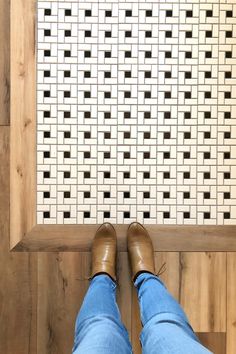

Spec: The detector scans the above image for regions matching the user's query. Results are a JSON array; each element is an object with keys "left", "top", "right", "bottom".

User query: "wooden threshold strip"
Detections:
[{"left": 12, "top": 225, "right": 236, "bottom": 252}]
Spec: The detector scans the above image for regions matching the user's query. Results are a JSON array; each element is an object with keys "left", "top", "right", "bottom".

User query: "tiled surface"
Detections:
[{"left": 37, "top": 0, "right": 236, "bottom": 225}]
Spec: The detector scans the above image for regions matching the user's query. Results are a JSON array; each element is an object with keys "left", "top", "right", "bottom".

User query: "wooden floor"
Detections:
[{"left": 1, "top": 1, "right": 236, "bottom": 353}]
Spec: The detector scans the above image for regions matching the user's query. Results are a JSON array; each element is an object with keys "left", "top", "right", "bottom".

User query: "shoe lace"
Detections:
[{"left": 156, "top": 262, "right": 167, "bottom": 277}]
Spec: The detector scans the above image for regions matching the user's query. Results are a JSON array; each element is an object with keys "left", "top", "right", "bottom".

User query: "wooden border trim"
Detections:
[
  {"left": 10, "top": 0, "right": 236, "bottom": 252},
  {"left": 12, "top": 225, "right": 236, "bottom": 252},
  {"left": 0, "top": 0, "right": 10, "bottom": 125},
  {"left": 10, "top": 0, "right": 36, "bottom": 249}
]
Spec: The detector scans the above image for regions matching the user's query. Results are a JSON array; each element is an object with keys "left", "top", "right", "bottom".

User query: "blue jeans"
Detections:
[{"left": 72, "top": 273, "right": 212, "bottom": 354}]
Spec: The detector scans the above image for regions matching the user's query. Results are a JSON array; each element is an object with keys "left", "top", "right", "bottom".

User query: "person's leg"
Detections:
[
  {"left": 72, "top": 223, "right": 132, "bottom": 354},
  {"left": 72, "top": 274, "right": 132, "bottom": 354},
  {"left": 135, "top": 272, "right": 212, "bottom": 354},
  {"left": 127, "top": 222, "right": 211, "bottom": 354}
]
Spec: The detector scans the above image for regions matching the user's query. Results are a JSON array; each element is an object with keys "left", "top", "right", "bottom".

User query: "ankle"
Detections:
[
  {"left": 92, "top": 272, "right": 117, "bottom": 284},
  {"left": 133, "top": 270, "right": 155, "bottom": 283}
]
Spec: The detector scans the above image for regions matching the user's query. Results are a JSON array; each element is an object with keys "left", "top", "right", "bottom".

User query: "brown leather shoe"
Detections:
[
  {"left": 127, "top": 222, "right": 155, "bottom": 281},
  {"left": 91, "top": 223, "right": 117, "bottom": 281}
]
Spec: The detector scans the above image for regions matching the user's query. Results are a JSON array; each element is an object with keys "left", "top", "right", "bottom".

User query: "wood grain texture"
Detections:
[
  {"left": 0, "top": 0, "right": 10, "bottom": 125},
  {"left": 226, "top": 253, "right": 236, "bottom": 354},
  {"left": 10, "top": 0, "right": 36, "bottom": 248},
  {"left": 37, "top": 253, "right": 91, "bottom": 354},
  {"left": 0, "top": 127, "right": 37, "bottom": 354},
  {"left": 198, "top": 333, "right": 226, "bottom": 354},
  {"left": 12, "top": 224, "right": 236, "bottom": 252},
  {"left": 155, "top": 252, "right": 180, "bottom": 301},
  {"left": 180, "top": 252, "right": 226, "bottom": 333}
]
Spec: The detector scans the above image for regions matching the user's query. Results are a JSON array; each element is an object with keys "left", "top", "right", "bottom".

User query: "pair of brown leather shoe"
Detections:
[{"left": 91, "top": 222, "right": 155, "bottom": 282}]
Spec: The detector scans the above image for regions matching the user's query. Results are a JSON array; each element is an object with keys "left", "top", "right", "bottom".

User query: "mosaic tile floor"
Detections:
[{"left": 37, "top": 0, "right": 236, "bottom": 225}]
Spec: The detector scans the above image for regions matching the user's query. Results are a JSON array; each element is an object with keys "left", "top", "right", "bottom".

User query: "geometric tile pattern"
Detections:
[{"left": 37, "top": 0, "right": 236, "bottom": 225}]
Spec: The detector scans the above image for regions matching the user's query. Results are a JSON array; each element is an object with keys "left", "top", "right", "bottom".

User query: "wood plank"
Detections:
[
  {"left": 0, "top": 0, "right": 10, "bottom": 125},
  {"left": 0, "top": 127, "right": 37, "bottom": 354},
  {"left": 10, "top": 0, "right": 36, "bottom": 248},
  {"left": 37, "top": 253, "right": 90, "bottom": 354},
  {"left": 180, "top": 252, "right": 226, "bottom": 332},
  {"left": 117, "top": 252, "right": 132, "bottom": 334},
  {"left": 13, "top": 224, "right": 236, "bottom": 252},
  {"left": 155, "top": 252, "right": 180, "bottom": 301},
  {"left": 226, "top": 253, "right": 236, "bottom": 354},
  {"left": 197, "top": 333, "right": 226, "bottom": 354}
]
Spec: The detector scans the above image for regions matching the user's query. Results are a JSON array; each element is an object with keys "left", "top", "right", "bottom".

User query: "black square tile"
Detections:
[
  {"left": 206, "top": 51, "right": 212, "bottom": 59},
  {"left": 44, "top": 151, "right": 50, "bottom": 158},
  {"left": 143, "top": 192, "right": 150, "bottom": 198},
  {"left": 126, "top": 10, "right": 132, "bottom": 17},
  {"left": 224, "top": 132, "right": 231, "bottom": 139},
  {"left": 44, "top": 211, "right": 50, "bottom": 218},
  {"left": 44, "top": 29, "right": 51, "bottom": 37},
  {"left": 64, "top": 70, "right": 71, "bottom": 78},
  {"left": 65, "top": 9, "right": 72, "bottom": 16},
  {"left": 225, "top": 51, "right": 232, "bottom": 58},
  {"left": 145, "top": 71, "right": 152, "bottom": 78},
  {"left": 166, "top": 10, "right": 173, "bottom": 17},
  {"left": 64, "top": 212, "right": 70, "bottom": 218},
  {"left": 64, "top": 171, "right": 70, "bottom": 179},
  {"left": 124, "top": 211, "right": 130, "bottom": 218},
  {"left": 104, "top": 211, "right": 110, "bottom": 218},
  {"left": 65, "top": 30, "right": 71, "bottom": 37},
  {"left": 226, "top": 31, "right": 233, "bottom": 38},
  {"left": 186, "top": 10, "right": 193, "bottom": 17},
  {"left": 44, "top": 192, "right": 50, "bottom": 198},
  {"left": 104, "top": 71, "right": 111, "bottom": 78},
  {"left": 165, "top": 51, "right": 172, "bottom": 58},
  {"left": 45, "top": 9, "right": 51, "bottom": 16},
  {"left": 44, "top": 50, "right": 51, "bottom": 57},
  {"left": 105, "top": 10, "right": 112, "bottom": 17},
  {"left": 44, "top": 131, "right": 50, "bottom": 138},
  {"left": 64, "top": 191, "right": 71, "bottom": 198},
  {"left": 146, "top": 10, "right": 152, "bottom": 17},
  {"left": 84, "top": 71, "right": 91, "bottom": 79},
  {"left": 44, "top": 171, "right": 50, "bottom": 178},
  {"left": 185, "top": 71, "right": 192, "bottom": 79},
  {"left": 64, "top": 151, "right": 71, "bottom": 159},
  {"left": 163, "top": 212, "right": 170, "bottom": 218},
  {"left": 64, "top": 111, "right": 71, "bottom": 118},
  {"left": 206, "top": 10, "right": 213, "bottom": 17},
  {"left": 64, "top": 50, "right": 71, "bottom": 57},
  {"left": 224, "top": 172, "right": 230, "bottom": 179},
  {"left": 124, "top": 192, "right": 130, "bottom": 198},
  {"left": 224, "top": 192, "right": 230, "bottom": 199},
  {"left": 185, "top": 51, "right": 192, "bottom": 59}
]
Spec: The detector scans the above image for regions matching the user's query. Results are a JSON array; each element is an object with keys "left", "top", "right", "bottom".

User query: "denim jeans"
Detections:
[{"left": 72, "top": 273, "right": 212, "bottom": 354}]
